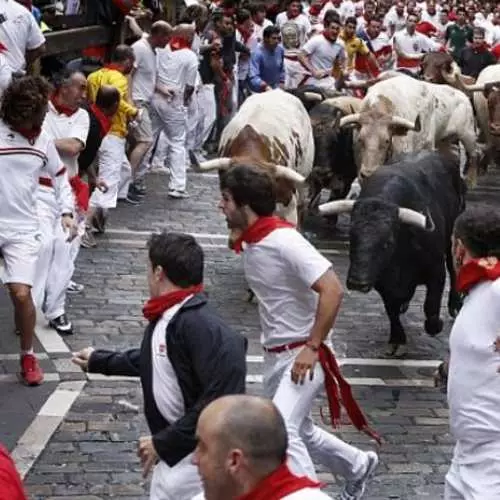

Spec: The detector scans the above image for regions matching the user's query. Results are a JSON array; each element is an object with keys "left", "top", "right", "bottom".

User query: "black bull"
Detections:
[{"left": 319, "top": 151, "right": 466, "bottom": 356}]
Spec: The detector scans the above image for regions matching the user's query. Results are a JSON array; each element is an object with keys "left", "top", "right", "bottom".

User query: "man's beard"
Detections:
[{"left": 227, "top": 209, "right": 249, "bottom": 230}]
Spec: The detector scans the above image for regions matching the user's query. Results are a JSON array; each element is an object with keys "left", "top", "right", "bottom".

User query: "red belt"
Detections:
[
  {"left": 264, "top": 340, "right": 307, "bottom": 353},
  {"left": 264, "top": 340, "right": 381, "bottom": 445}
]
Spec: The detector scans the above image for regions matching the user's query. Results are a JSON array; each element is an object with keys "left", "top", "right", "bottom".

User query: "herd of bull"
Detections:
[{"left": 190, "top": 53, "right": 498, "bottom": 356}]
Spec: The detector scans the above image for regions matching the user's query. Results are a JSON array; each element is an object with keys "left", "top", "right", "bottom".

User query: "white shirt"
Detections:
[
  {"left": 302, "top": 34, "right": 345, "bottom": 87},
  {"left": 131, "top": 36, "right": 157, "bottom": 103},
  {"left": 43, "top": 102, "right": 90, "bottom": 178},
  {"left": 156, "top": 46, "right": 199, "bottom": 93},
  {"left": 276, "top": 12, "right": 312, "bottom": 47},
  {"left": 448, "top": 277, "right": 500, "bottom": 464},
  {"left": 319, "top": 1, "right": 355, "bottom": 23},
  {"left": 393, "top": 29, "right": 435, "bottom": 73},
  {"left": 236, "top": 29, "right": 259, "bottom": 81},
  {"left": 0, "top": 51, "right": 11, "bottom": 96},
  {"left": 0, "top": 120, "right": 69, "bottom": 231},
  {"left": 151, "top": 298, "right": 191, "bottom": 424},
  {"left": 252, "top": 18, "right": 273, "bottom": 44},
  {"left": 243, "top": 228, "right": 332, "bottom": 348},
  {"left": 0, "top": 0, "right": 45, "bottom": 72}
]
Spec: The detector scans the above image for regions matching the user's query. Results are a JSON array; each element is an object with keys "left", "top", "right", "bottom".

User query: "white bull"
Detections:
[
  {"left": 339, "top": 74, "right": 478, "bottom": 188},
  {"left": 192, "top": 89, "right": 314, "bottom": 225}
]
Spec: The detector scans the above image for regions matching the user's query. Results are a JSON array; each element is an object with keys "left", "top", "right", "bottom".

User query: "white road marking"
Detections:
[
  {"left": 35, "top": 317, "right": 71, "bottom": 354},
  {"left": 11, "top": 381, "right": 85, "bottom": 479},
  {"left": 0, "top": 353, "right": 49, "bottom": 361},
  {"left": 246, "top": 355, "right": 441, "bottom": 368},
  {"left": 0, "top": 373, "right": 60, "bottom": 383}
]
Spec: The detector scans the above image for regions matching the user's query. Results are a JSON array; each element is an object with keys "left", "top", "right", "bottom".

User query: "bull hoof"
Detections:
[
  {"left": 424, "top": 317, "right": 443, "bottom": 336},
  {"left": 400, "top": 301, "right": 410, "bottom": 314},
  {"left": 385, "top": 344, "right": 408, "bottom": 358}
]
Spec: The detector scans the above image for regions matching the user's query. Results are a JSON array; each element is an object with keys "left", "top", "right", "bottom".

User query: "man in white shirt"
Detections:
[
  {"left": 128, "top": 20, "right": 172, "bottom": 199},
  {"left": 298, "top": 12, "right": 346, "bottom": 89},
  {"left": 319, "top": 0, "right": 356, "bottom": 25},
  {"left": 393, "top": 13, "right": 437, "bottom": 74},
  {"left": 0, "top": 76, "right": 75, "bottom": 386},
  {"left": 250, "top": 2, "right": 273, "bottom": 43},
  {"left": 383, "top": 0, "right": 406, "bottom": 36},
  {"left": 193, "top": 395, "right": 334, "bottom": 500},
  {"left": 144, "top": 25, "right": 198, "bottom": 199},
  {"left": 33, "top": 69, "right": 88, "bottom": 337},
  {"left": 437, "top": 207, "right": 500, "bottom": 500},
  {"left": 217, "top": 164, "right": 379, "bottom": 500},
  {"left": 276, "top": 0, "right": 312, "bottom": 47},
  {"left": 0, "top": 0, "right": 45, "bottom": 72}
]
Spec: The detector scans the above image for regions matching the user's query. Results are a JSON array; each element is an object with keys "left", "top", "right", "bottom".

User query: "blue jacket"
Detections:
[{"left": 248, "top": 44, "right": 286, "bottom": 92}]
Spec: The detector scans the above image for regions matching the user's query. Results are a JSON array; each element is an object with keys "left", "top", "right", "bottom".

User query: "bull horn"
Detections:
[
  {"left": 303, "top": 92, "right": 324, "bottom": 102},
  {"left": 318, "top": 200, "right": 355, "bottom": 216},
  {"left": 339, "top": 113, "right": 361, "bottom": 128},
  {"left": 193, "top": 157, "right": 232, "bottom": 171},
  {"left": 390, "top": 115, "right": 419, "bottom": 131},
  {"left": 462, "top": 80, "right": 500, "bottom": 93},
  {"left": 274, "top": 165, "right": 306, "bottom": 184},
  {"left": 441, "top": 62, "right": 483, "bottom": 92},
  {"left": 398, "top": 207, "right": 435, "bottom": 231}
]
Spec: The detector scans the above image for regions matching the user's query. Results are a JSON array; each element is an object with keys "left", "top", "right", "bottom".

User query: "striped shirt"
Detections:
[{"left": 0, "top": 119, "right": 71, "bottom": 232}]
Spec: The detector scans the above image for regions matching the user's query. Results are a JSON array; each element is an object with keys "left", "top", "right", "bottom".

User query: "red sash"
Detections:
[
  {"left": 69, "top": 175, "right": 90, "bottom": 212},
  {"left": 456, "top": 257, "right": 500, "bottom": 294},
  {"left": 232, "top": 216, "right": 295, "bottom": 254},
  {"left": 236, "top": 462, "right": 320, "bottom": 500},
  {"left": 142, "top": 285, "right": 204, "bottom": 322}
]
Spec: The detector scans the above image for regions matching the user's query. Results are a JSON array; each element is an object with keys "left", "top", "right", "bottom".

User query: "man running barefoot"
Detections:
[{"left": 217, "top": 164, "right": 379, "bottom": 499}]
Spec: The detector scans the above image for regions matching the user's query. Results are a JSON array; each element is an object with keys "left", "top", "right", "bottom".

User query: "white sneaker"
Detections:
[
  {"left": 168, "top": 189, "right": 189, "bottom": 199},
  {"left": 339, "top": 451, "right": 379, "bottom": 500},
  {"left": 67, "top": 280, "right": 84, "bottom": 294}
]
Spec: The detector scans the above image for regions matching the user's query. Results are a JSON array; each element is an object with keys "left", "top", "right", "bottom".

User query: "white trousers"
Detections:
[
  {"left": 148, "top": 94, "right": 188, "bottom": 192},
  {"left": 186, "top": 91, "right": 200, "bottom": 152},
  {"left": 149, "top": 453, "right": 202, "bottom": 500},
  {"left": 263, "top": 346, "right": 368, "bottom": 482},
  {"left": 89, "top": 135, "right": 132, "bottom": 209},
  {"left": 32, "top": 205, "right": 72, "bottom": 320},
  {"left": 195, "top": 84, "right": 216, "bottom": 150},
  {"left": 445, "top": 454, "right": 500, "bottom": 500}
]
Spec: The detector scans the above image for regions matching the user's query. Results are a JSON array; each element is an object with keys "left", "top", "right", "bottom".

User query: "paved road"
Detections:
[{"left": 1, "top": 163, "right": 498, "bottom": 500}]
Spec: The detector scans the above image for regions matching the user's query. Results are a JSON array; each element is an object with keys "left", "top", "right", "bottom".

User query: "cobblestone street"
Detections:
[{"left": 2, "top": 165, "right": 499, "bottom": 500}]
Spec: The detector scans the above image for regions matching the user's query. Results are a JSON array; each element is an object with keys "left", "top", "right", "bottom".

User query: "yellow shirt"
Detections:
[
  {"left": 87, "top": 67, "right": 138, "bottom": 138},
  {"left": 339, "top": 31, "right": 370, "bottom": 72}
]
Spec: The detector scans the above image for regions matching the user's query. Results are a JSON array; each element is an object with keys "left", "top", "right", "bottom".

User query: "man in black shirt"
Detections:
[{"left": 458, "top": 26, "right": 496, "bottom": 79}]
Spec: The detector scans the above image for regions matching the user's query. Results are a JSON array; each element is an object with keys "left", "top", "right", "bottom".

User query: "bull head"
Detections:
[
  {"left": 318, "top": 200, "right": 435, "bottom": 231},
  {"left": 440, "top": 62, "right": 499, "bottom": 93},
  {"left": 190, "top": 155, "right": 306, "bottom": 184}
]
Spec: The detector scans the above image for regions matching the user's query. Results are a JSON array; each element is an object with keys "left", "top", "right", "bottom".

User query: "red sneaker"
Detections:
[{"left": 20, "top": 354, "right": 44, "bottom": 386}]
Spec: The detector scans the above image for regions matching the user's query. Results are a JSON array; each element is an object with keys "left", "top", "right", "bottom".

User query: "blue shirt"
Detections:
[{"left": 248, "top": 44, "right": 285, "bottom": 92}]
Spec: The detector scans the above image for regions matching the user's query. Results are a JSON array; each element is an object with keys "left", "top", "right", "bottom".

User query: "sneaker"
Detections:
[
  {"left": 20, "top": 354, "right": 44, "bottom": 386},
  {"left": 339, "top": 451, "right": 379, "bottom": 500},
  {"left": 120, "top": 191, "right": 142, "bottom": 205},
  {"left": 48, "top": 314, "right": 73, "bottom": 336},
  {"left": 67, "top": 280, "right": 84, "bottom": 294},
  {"left": 168, "top": 189, "right": 189, "bottom": 199},
  {"left": 80, "top": 229, "right": 97, "bottom": 249},
  {"left": 129, "top": 182, "right": 146, "bottom": 198}
]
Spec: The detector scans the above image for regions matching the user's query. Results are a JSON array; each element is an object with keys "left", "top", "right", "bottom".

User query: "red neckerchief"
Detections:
[
  {"left": 287, "top": 11, "right": 300, "bottom": 20},
  {"left": 51, "top": 94, "right": 78, "bottom": 117},
  {"left": 13, "top": 126, "right": 42, "bottom": 143},
  {"left": 472, "top": 42, "right": 490, "bottom": 53},
  {"left": 236, "top": 462, "right": 321, "bottom": 500},
  {"left": 239, "top": 27, "right": 252, "bottom": 44},
  {"left": 142, "top": 285, "right": 204, "bottom": 322},
  {"left": 0, "top": 445, "right": 27, "bottom": 500},
  {"left": 69, "top": 175, "right": 90, "bottom": 212},
  {"left": 90, "top": 103, "right": 112, "bottom": 138},
  {"left": 232, "top": 216, "right": 295, "bottom": 254},
  {"left": 169, "top": 36, "right": 191, "bottom": 51},
  {"left": 318, "top": 343, "right": 381, "bottom": 444},
  {"left": 456, "top": 257, "right": 500, "bottom": 293},
  {"left": 0, "top": 42, "right": 6, "bottom": 52},
  {"left": 104, "top": 63, "right": 124, "bottom": 73},
  {"left": 309, "top": 1, "right": 327, "bottom": 16}
]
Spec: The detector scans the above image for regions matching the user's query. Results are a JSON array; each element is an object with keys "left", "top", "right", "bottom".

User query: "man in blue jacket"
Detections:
[
  {"left": 248, "top": 25, "right": 286, "bottom": 92},
  {"left": 72, "top": 231, "right": 247, "bottom": 499}
]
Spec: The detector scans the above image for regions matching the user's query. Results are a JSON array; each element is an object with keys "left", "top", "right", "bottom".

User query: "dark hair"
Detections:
[
  {"left": 219, "top": 164, "right": 276, "bottom": 216},
  {"left": 219, "top": 396, "right": 288, "bottom": 473},
  {"left": 147, "top": 232, "right": 204, "bottom": 287},
  {"left": 344, "top": 16, "right": 357, "bottom": 26},
  {"left": 323, "top": 9, "right": 341, "bottom": 25},
  {"left": 263, "top": 25, "right": 280, "bottom": 38},
  {"left": 1, "top": 76, "right": 51, "bottom": 128},
  {"left": 236, "top": 8, "right": 251, "bottom": 24},
  {"left": 52, "top": 68, "right": 84, "bottom": 90},
  {"left": 95, "top": 85, "right": 120, "bottom": 110},
  {"left": 368, "top": 14, "right": 383, "bottom": 24},
  {"left": 454, "top": 206, "right": 500, "bottom": 258},
  {"left": 456, "top": 6, "right": 467, "bottom": 15},
  {"left": 473, "top": 26, "right": 485, "bottom": 37},
  {"left": 111, "top": 44, "right": 134, "bottom": 63},
  {"left": 150, "top": 21, "right": 172, "bottom": 36},
  {"left": 249, "top": 2, "right": 266, "bottom": 15}
]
